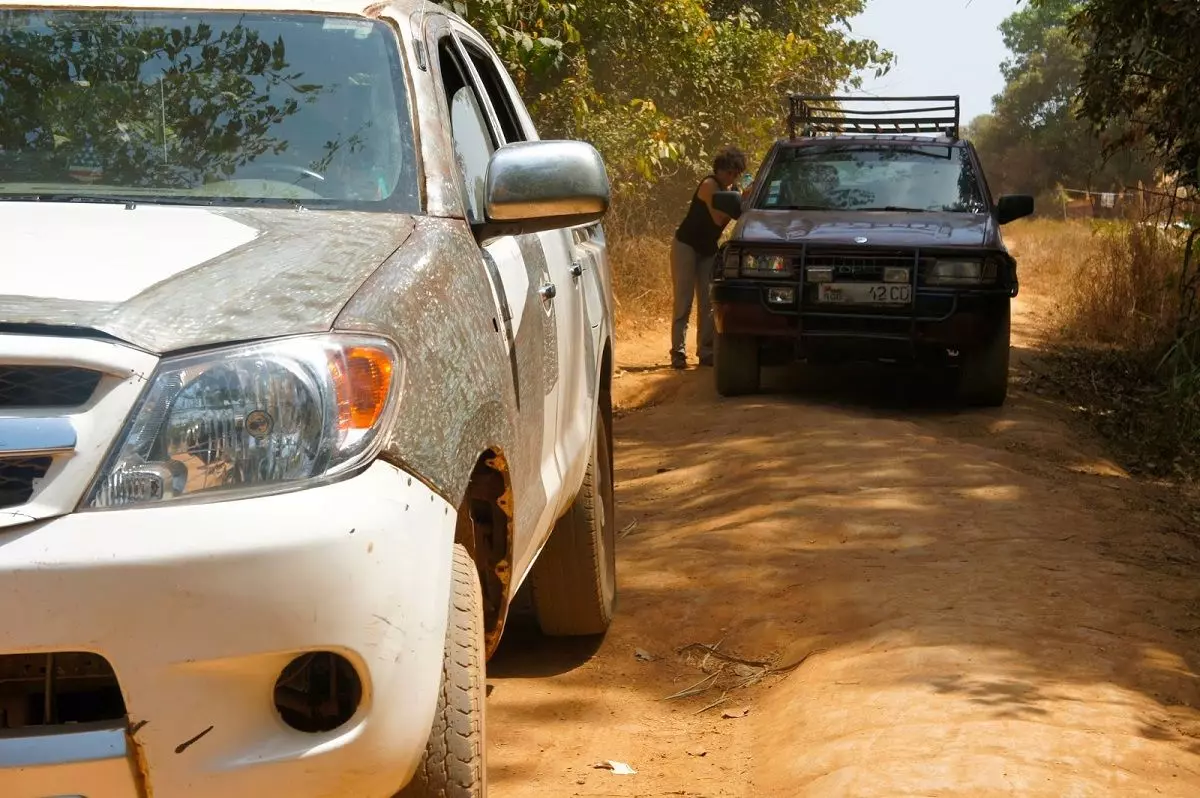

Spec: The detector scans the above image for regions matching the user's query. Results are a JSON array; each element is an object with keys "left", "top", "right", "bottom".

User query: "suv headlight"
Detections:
[
  {"left": 741, "top": 253, "right": 793, "bottom": 277},
  {"left": 84, "top": 334, "right": 403, "bottom": 509},
  {"left": 926, "top": 259, "right": 996, "bottom": 286}
]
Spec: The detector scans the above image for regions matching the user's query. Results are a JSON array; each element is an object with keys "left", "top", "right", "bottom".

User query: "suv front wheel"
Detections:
[
  {"left": 956, "top": 303, "right": 1011, "bottom": 407},
  {"left": 715, "top": 332, "right": 761, "bottom": 396}
]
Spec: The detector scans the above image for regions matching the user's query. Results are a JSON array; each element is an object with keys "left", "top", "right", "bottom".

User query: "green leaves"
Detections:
[
  {"left": 449, "top": 0, "right": 891, "bottom": 226},
  {"left": 1062, "top": 0, "right": 1200, "bottom": 189},
  {"left": 971, "top": 0, "right": 1156, "bottom": 197}
]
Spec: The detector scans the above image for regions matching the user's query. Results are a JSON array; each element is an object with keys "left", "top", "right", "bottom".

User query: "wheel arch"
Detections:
[{"left": 454, "top": 447, "right": 515, "bottom": 657}]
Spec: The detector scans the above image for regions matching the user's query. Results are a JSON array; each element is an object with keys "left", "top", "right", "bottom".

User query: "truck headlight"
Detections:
[
  {"left": 927, "top": 260, "right": 989, "bottom": 285},
  {"left": 84, "top": 334, "right": 403, "bottom": 509},
  {"left": 742, "top": 253, "right": 792, "bottom": 276}
]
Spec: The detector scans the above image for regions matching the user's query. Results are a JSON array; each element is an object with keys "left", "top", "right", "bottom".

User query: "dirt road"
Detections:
[{"left": 485, "top": 290, "right": 1200, "bottom": 796}]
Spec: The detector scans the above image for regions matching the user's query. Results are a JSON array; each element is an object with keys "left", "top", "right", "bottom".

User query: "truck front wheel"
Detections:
[
  {"left": 530, "top": 407, "right": 617, "bottom": 636},
  {"left": 397, "top": 543, "right": 486, "bottom": 798},
  {"left": 956, "top": 304, "right": 1011, "bottom": 407},
  {"left": 715, "top": 332, "right": 761, "bottom": 396}
]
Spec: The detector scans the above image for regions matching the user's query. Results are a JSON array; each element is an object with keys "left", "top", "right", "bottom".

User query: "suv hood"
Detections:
[
  {"left": 0, "top": 202, "right": 415, "bottom": 353},
  {"left": 733, "top": 209, "right": 994, "bottom": 249}
]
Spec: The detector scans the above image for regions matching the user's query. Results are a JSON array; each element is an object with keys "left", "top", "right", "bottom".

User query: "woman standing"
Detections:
[{"left": 670, "top": 146, "right": 748, "bottom": 369}]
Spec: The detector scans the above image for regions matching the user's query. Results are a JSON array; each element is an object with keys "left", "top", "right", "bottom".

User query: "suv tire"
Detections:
[
  {"left": 531, "top": 407, "right": 617, "bottom": 636},
  {"left": 715, "top": 332, "right": 761, "bottom": 396},
  {"left": 957, "top": 303, "right": 1011, "bottom": 407},
  {"left": 397, "top": 543, "right": 486, "bottom": 798}
]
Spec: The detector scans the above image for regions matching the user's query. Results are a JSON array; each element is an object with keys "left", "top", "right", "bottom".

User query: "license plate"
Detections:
[{"left": 817, "top": 282, "right": 912, "bottom": 305}]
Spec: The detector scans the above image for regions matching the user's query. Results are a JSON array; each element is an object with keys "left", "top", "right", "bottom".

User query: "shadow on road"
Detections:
[
  {"left": 489, "top": 606, "right": 605, "bottom": 679},
  {"left": 488, "top": 330, "right": 1200, "bottom": 796}
]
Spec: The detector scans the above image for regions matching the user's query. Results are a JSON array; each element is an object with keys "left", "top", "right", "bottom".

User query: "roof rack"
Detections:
[{"left": 788, "top": 95, "right": 960, "bottom": 141}]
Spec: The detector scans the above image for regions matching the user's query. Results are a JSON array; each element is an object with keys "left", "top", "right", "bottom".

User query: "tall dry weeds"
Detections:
[
  {"left": 605, "top": 206, "right": 677, "bottom": 336},
  {"left": 1009, "top": 217, "right": 1200, "bottom": 475},
  {"left": 1011, "top": 218, "right": 1183, "bottom": 353}
]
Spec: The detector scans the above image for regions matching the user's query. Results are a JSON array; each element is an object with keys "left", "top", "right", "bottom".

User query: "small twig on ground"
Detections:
[
  {"left": 662, "top": 672, "right": 720, "bottom": 701},
  {"left": 678, "top": 642, "right": 770, "bottom": 670},
  {"left": 693, "top": 694, "right": 730, "bottom": 715},
  {"left": 670, "top": 642, "right": 827, "bottom": 703},
  {"left": 774, "top": 648, "right": 827, "bottom": 674}
]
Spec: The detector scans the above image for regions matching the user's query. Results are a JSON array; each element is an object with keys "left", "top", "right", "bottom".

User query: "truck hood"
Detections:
[
  {"left": 733, "top": 209, "right": 994, "bottom": 249},
  {"left": 0, "top": 201, "right": 415, "bottom": 353}
]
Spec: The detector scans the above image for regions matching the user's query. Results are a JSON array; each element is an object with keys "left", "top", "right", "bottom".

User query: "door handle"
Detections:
[
  {"left": 570, "top": 261, "right": 584, "bottom": 278},
  {"left": 539, "top": 283, "right": 557, "bottom": 300}
]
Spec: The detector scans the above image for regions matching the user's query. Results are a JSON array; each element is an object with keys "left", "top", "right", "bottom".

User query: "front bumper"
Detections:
[
  {"left": 712, "top": 278, "right": 1013, "bottom": 362},
  {"left": 0, "top": 460, "right": 458, "bottom": 798}
]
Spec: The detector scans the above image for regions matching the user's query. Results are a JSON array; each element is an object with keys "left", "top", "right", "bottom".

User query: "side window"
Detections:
[
  {"left": 439, "top": 39, "right": 495, "bottom": 224},
  {"left": 462, "top": 41, "right": 526, "bottom": 145}
]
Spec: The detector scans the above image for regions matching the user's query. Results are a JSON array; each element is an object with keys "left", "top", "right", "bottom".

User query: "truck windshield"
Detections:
[
  {"left": 0, "top": 9, "right": 419, "bottom": 211},
  {"left": 756, "top": 144, "right": 986, "bottom": 214}
]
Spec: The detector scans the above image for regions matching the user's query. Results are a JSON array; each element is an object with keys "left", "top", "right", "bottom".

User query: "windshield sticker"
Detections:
[
  {"left": 68, "top": 136, "right": 104, "bottom": 183},
  {"left": 322, "top": 18, "right": 374, "bottom": 38}
]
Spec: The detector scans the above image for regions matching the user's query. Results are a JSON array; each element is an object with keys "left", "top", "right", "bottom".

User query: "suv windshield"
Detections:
[
  {"left": 756, "top": 144, "right": 986, "bottom": 214},
  {"left": 0, "top": 9, "right": 419, "bottom": 211}
]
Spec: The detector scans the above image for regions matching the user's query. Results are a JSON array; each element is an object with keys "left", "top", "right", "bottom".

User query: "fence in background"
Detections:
[{"left": 1053, "top": 184, "right": 1197, "bottom": 227}]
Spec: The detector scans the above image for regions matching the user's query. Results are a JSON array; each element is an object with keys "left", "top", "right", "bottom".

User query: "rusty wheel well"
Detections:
[{"left": 455, "top": 449, "right": 513, "bottom": 649}]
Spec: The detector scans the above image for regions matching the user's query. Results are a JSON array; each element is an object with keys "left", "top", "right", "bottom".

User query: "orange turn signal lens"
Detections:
[{"left": 330, "top": 345, "right": 395, "bottom": 431}]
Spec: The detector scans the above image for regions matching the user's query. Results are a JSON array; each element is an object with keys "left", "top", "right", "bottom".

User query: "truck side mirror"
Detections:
[
  {"left": 997, "top": 194, "right": 1034, "bottom": 225},
  {"left": 712, "top": 190, "right": 744, "bottom": 220},
  {"left": 477, "top": 140, "right": 611, "bottom": 240}
]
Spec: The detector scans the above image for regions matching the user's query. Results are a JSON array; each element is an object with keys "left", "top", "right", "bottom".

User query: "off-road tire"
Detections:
[
  {"left": 397, "top": 544, "right": 486, "bottom": 798},
  {"left": 530, "top": 408, "right": 616, "bottom": 636},
  {"left": 715, "top": 332, "right": 761, "bottom": 396},
  {"left": 957, "top": 303, "right": 1011, "bottom": 408}
]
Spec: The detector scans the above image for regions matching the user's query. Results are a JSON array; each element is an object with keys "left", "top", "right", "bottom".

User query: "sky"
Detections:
[{"left": 844, "top": 0, "right": 1016, "bottom": 125}]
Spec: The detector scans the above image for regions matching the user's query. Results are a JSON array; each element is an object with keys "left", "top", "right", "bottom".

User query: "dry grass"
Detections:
[
  {"left": 608, "top": 227, "right": 674, "bottom": 336},
  {"left": 604, "top": 203, "right": 677, "bottom": 337},
  {"left": 1008, "top": 217, "right": 1200, "bottom": 477},
  {"left": 1008, "top": 217, "right": 1185, "bottom": 353}
]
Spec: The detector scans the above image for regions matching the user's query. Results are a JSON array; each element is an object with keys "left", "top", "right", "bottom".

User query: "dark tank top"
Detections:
[{"left": 674, "top": 175, "right": 724, "bottom": 256}]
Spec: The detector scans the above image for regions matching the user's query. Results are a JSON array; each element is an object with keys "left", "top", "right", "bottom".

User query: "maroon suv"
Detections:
[{"left": 710, "top": 95, "right": 1034, "bottom": 406}]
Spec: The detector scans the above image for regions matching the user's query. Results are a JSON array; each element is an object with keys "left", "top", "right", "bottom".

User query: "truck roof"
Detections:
[
  {"left": 0, "top": 0, "right": 419, "bottom": 16},
  {"left": 787, "top": 95, "right": 962, "bottom": 141},
  {"left": 779, "top": 134, "right": 966, "bottom": 147}
]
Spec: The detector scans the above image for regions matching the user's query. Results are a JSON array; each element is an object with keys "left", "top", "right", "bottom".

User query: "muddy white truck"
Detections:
[{"left": 0, "top": 2, "right": 615, "bottom": 796}]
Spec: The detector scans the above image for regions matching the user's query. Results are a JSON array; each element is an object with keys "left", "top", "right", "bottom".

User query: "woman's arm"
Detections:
[{"left": 696, "top": 176, "right": 732, "bottom": 226}]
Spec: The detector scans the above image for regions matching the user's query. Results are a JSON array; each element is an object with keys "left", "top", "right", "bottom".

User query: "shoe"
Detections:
[
  {"left": 671, "top": 354, "right": 687, "bottom": 370},
  {"left": 699, "top": 355, "right": 713, "bottom": 367}
]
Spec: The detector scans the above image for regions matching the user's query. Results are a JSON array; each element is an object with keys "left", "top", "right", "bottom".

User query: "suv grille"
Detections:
[
  {"left": 0, "top": 366, "right": 102, "bottom": 408},
  {"left": 0, "top": 458, "right": 53, "bottom": 510},
  {"left": 805, "top": 253, "right": 928, "bottom": 282}
]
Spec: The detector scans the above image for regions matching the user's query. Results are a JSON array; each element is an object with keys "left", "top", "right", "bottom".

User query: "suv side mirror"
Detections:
[
  {"left": 479, "top": 140, "right": 611, "bottom": 240},
  {"left": 997, "top": 194, "right": 1034, "bottom": 225},
  {"left": 712, "top": 190, "right": 744, "bottom": 220}
]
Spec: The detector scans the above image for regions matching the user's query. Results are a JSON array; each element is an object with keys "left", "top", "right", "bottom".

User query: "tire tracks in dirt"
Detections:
[{"left": 485, "top": 295, "right": 1200, "bottom": 797}]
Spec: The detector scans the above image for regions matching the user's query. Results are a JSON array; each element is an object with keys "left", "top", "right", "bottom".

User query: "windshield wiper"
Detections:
[
  {"left": 861, "top": 206, "right": 930, "bottom": 212},
  {"left": 767, "top": 204, "right": 833, "bottom": 211},
  {"left": 0, "top": 193, "right": 139, "bottom": 208}
]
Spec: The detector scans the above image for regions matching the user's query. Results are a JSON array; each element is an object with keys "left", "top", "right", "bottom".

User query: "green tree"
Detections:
[
  {"left": 1059, "top": 0, "right": 1200, "bottom": 190},
  {"left": 444, "top": 0, "right": 892, "bottom": 226},
  {"left": 970, "top": 0, "right": 1154, "bottom": 197}
]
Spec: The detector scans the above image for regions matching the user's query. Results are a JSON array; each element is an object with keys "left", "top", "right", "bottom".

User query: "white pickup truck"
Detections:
[{"left": 0, "top": 2, "right": 615, "bottom": 796}]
